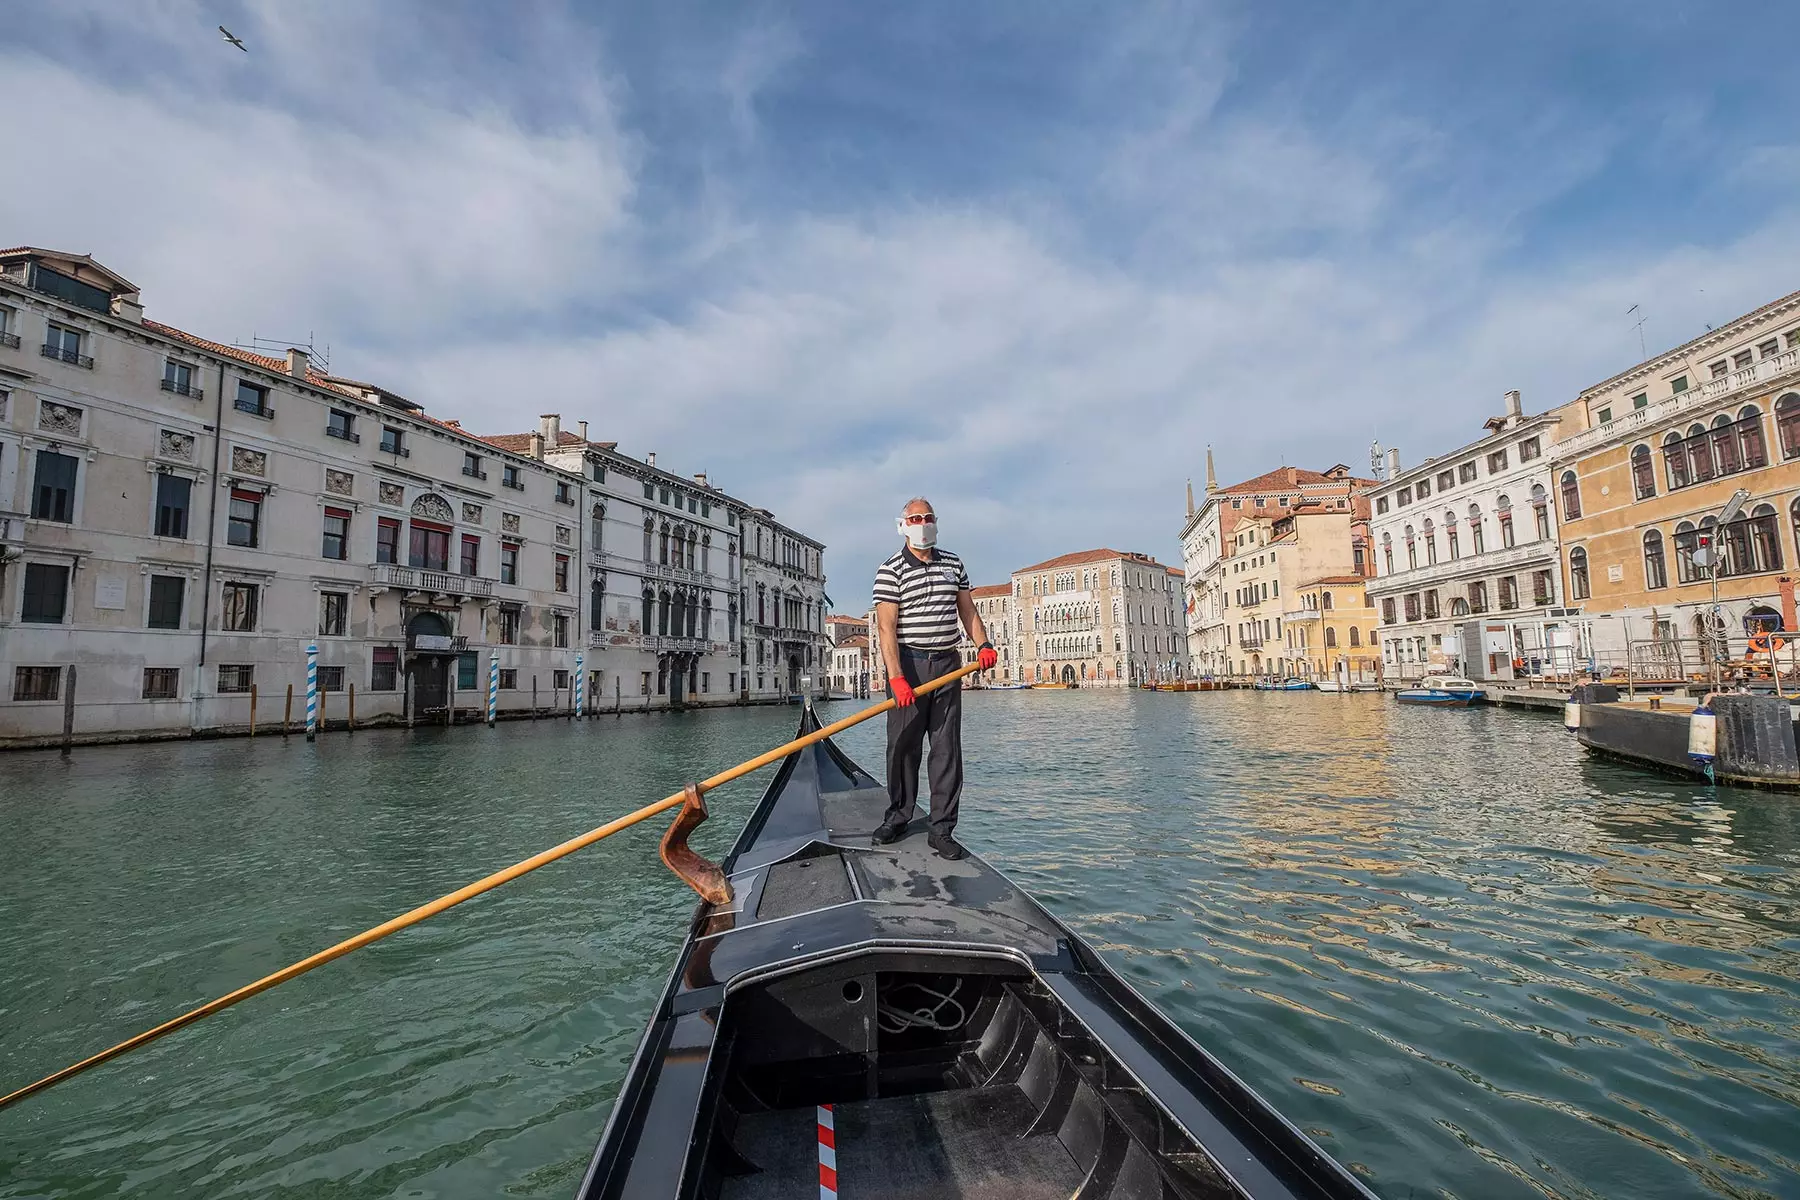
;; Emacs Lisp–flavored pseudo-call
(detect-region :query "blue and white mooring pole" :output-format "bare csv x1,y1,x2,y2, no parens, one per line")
574,652,585,718
305,641,319,742
487,652,500,727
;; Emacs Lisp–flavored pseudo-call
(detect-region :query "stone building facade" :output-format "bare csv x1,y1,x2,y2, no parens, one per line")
960,583,1017,683
740,510,829,699
0,247,823,747
1011,549,1189,686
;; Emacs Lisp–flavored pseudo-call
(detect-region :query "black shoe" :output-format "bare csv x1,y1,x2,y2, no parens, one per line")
928,833,968,861
871,819,907,846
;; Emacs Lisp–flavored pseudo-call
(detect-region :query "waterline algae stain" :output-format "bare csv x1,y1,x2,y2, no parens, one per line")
2,693,1797,1197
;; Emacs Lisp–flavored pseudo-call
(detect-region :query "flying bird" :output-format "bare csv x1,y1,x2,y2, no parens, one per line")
219,25,247,51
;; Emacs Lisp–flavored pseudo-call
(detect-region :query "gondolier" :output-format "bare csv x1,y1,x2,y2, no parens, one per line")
871,497,997,860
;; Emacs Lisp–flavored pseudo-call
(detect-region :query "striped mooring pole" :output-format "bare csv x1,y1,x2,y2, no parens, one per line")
487,652,499,727
574,653,585,718
304,642,319,742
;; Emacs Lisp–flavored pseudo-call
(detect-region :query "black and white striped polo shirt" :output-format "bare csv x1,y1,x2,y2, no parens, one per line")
872,547,971,651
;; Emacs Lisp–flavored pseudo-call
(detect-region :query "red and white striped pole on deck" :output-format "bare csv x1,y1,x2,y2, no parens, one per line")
817,1104,837,1198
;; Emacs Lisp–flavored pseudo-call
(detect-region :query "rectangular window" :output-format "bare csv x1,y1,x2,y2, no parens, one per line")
371,646,399,691
463,452,485,479
1416,478,1431,498
32,449,77,523
21,562,70,623
408,524,451,572
152,473,192,539
1632,393,1648,409
227,489,262,547
1671,375,1688,394
555,554,570,592
1597,407,1612,424
1488,449,1509,472
1710,359,1729,380
1733,350,1753,370
148,574,185,629
460,534,481,576
380,426,406,455
1518,437,1541,462
553,612,569,647
502,464,523,490
702,672,710,693
327,408,358,442
555,481,574,504
499,606,521,644
319,590,348,637
44,322,88,366
457,652,478,690
500,543,519,584
376,517,401,564
217,664,254,693
643,481,655,499
14,666,61,701
142,667,180,699
1396,487,1411,506
317,665,345,693
641,671,652,695
162,359,197,397
499,668,519,690
1498,575,1518,611
1376,497,1389,514
1459,461,1477,483
235,380,270,416
553,668,570,689
1760,339,1781,359
221,582,259,631
321,507,351,560
1436,471,1454,492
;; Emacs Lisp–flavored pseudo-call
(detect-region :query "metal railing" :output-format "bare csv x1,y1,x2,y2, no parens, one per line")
41,343,93,368
325,425,360,443
160,377,203,399
0,331,21,349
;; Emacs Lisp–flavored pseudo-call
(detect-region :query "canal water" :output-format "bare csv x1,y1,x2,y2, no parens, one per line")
2,692,1797,1199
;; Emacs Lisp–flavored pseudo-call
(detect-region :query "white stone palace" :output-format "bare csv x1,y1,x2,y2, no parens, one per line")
0,247,828,747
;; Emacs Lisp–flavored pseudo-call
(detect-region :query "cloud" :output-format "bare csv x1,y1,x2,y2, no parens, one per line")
7,2,1800,601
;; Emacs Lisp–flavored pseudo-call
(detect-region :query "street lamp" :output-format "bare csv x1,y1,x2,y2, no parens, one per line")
1696,487,1752,691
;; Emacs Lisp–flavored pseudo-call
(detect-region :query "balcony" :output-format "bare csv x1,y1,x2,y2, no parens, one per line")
326,425,361,444
462,465,488,481
41,343,93,369
408,632,470,653
645,560,705,584
0,331,21,349
1367,540,1556,594
368,563,494,597
648,635,708,654
160,377,204,400
1555,348,1800,459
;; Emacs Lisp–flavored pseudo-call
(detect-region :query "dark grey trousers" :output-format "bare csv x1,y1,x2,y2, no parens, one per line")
884,648,963,837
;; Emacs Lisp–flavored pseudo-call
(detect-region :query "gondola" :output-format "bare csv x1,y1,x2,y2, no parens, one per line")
575,703,1376,1200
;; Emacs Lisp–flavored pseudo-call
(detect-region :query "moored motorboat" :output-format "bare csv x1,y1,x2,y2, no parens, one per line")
1393,676,1484,706
1254,678,1314,691
576,707,1377,1200
985,682,1034,691
1314,681,1343,693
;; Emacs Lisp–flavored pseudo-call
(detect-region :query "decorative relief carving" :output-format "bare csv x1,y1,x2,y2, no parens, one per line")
325,469,354,496
38,400,82,435
555,525,571,546
501,512,521,534
158,429,196,462
411,492,454,522
379,481,405,506
462,502,483,524
231,446,267,476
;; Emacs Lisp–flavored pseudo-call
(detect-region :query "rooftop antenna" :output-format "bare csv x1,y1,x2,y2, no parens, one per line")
1627,304,1647,361
1369,439,1384,481
233,330,331,374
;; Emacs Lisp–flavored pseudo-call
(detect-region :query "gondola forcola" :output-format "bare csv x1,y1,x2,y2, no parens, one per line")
577,709,1377,1199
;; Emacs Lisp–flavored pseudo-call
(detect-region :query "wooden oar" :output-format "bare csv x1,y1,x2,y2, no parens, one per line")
0,661,980,1113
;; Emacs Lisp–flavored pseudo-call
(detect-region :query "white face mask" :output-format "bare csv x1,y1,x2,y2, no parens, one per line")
898,517,938,549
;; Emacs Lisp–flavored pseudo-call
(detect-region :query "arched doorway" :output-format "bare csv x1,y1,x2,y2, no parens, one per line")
1744,605,1781,634
1060,664,1076,685
406,611,452,715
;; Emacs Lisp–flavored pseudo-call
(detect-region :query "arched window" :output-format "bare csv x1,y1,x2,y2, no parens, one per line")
1381,597,1397,625
641,588,654,633
1739,404,1769,468
1445,510,1460,559
1664,431,1691,489
1568,547,1590,600
1673,520,1700,583
590,503,605,552
1712,412,1743,475
590,574,606,628
1322,591,1334,610
1743,502,1782,574
1349,626,1360,647
701,533,711,574
643,519,653,562
1559,472,1581,521
658,521,670,565
1404,524,1417,569
728,600,738,641
1643,529,1667,590
1497,494,1515,548
1688,423,1715,482
1777,393,1800,460
658,589,672,635
1468,502,1485,554
687,532,698,570
1531,483,1551,541
687,589,700,637
1630,445,1655,499
1449,597,1470,617
1423,519,1437,565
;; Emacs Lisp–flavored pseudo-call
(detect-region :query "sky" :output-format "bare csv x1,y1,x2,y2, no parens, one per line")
8,1,1800,604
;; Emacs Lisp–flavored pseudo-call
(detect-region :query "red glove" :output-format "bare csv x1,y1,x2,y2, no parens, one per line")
889,676,916,707
977,643,998,670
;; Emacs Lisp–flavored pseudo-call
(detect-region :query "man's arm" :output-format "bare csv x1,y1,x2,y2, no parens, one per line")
956,589,989,647
876,601,903,678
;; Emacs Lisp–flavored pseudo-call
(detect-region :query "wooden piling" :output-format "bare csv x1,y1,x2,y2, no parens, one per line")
283,684,293,738
532,677,538,720
250,684,258,738
60,665,76,758
320,688,328,734
348,684,356,732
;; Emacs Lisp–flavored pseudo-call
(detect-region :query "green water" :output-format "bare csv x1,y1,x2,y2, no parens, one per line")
2,693,1797,1198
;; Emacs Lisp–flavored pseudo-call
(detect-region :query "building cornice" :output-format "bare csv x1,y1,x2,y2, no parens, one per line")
1577,289,1800,400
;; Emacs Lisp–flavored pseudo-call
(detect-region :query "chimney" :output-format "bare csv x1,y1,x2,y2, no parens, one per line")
286,348,310,378
694,472,709,488
540,413,561,445
647,451,657,468
529,432,545,460
578,420,589,443
1285,467,1299,487
111,294,144,323
1385,448,1401,479
1504,389,1522,418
